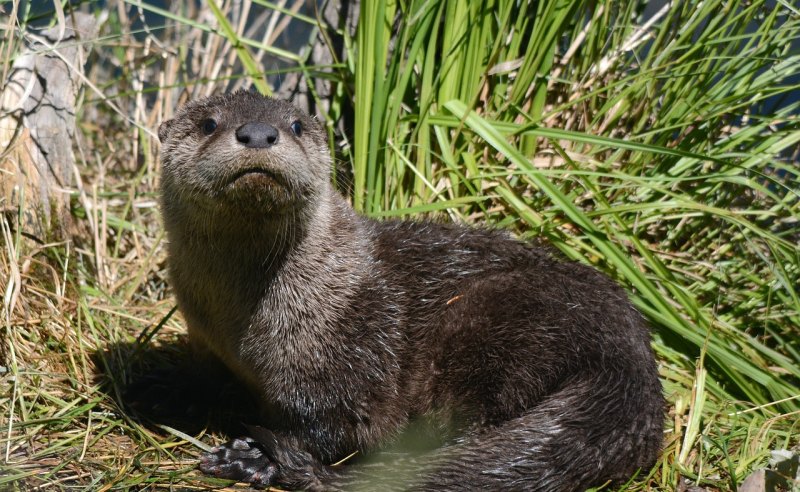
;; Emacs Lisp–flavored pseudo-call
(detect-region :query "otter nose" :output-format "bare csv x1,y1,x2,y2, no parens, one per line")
236,122,279,148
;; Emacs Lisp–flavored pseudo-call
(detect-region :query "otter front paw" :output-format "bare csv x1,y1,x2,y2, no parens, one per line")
199,437,278,487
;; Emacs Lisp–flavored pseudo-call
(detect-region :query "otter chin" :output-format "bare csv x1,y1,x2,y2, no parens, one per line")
158,90,664,491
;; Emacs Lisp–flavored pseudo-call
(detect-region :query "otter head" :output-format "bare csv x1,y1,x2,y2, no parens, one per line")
158,91,330,228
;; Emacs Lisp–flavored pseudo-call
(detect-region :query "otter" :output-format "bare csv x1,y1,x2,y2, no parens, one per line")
157,90,663,491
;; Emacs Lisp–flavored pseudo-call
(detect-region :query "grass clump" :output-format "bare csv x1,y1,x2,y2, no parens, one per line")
1,0,799,489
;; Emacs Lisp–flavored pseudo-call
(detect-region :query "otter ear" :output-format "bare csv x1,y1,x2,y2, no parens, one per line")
158,119,174,143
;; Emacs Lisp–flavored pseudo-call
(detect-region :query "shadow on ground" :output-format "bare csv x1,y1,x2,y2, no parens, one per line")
91,338,260,439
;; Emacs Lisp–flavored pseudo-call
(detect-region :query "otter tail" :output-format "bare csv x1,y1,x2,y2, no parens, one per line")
409,372,663,491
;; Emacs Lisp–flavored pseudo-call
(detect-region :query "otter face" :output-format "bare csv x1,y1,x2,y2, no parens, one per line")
158,91,330,217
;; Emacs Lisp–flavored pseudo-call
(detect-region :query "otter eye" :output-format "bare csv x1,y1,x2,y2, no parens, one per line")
201,118,218,135
290,120,303,137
